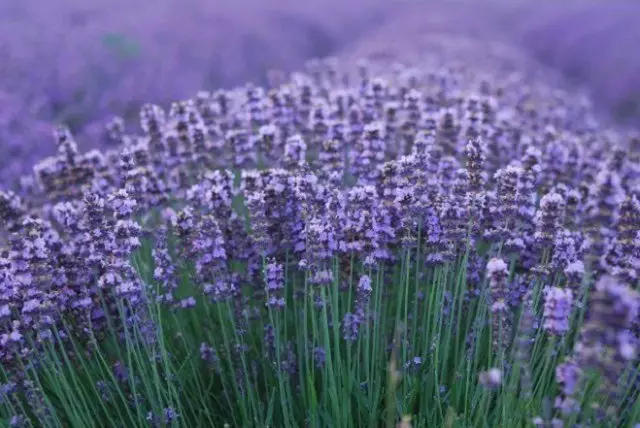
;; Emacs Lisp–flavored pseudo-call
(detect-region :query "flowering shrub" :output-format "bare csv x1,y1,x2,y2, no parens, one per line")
1,32,640,427
0,0,391,186
3,0,640,188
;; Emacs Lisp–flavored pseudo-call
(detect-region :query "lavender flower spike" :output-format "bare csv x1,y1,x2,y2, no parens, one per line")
542,286,573,336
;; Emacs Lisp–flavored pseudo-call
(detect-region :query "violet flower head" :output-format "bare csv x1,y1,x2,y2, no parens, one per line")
205,170,234,217
53,124,78,166
342,312,360,342
601,194,640,281
487,258,509,313
575,275,640,400
313,347,326,369
258,123,278,162
104,116,126,147
534,192,565,248
283,134,307,170
8,415,27,427
479,368,502,390
355,275,373,308
191,215,227,282
264,260,285,309
342,274,373,342
564,260,585,293
465,137,487,192
0,191,26,233
564,189,582,228
542,286,573,336
615,195,640,249
319,137,345,182
152,229,179,306
550,230,581,273
441,168,469,245
140,103,167,156
496,165,523,222
200,343,220,371
487,257,512,355
305,216,337,264
556,359,581,397
587,168,625,229
106,189,137,221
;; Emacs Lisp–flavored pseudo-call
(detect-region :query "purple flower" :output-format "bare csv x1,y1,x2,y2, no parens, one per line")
313,347,326,369
0,191,26,233
496,165,521,226
152,229,179,307
479,368,502,389
342,312,360,342
555,360,581,396
146,407,179,426
305,217,337,264
342,275,373,342
179,297,196,309
574,275,640,400
534,192,565,248
487,258,509,313
200,343,220,371
542,287,573,335
264,260,285,310
601,194,640,281
282,134,307,170
465,137,486,193
487,258,512,355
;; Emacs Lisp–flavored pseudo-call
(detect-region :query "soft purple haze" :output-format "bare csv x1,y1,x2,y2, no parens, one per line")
499,1,640,127
0,0,391,183
1,0,639,184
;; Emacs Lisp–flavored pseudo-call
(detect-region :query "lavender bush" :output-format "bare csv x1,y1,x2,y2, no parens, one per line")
6,0,640,188
1,28,640,427
0,0,390,186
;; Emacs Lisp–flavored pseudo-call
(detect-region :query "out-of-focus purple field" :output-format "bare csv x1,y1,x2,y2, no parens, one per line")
499,0,640,127
1,0,638,184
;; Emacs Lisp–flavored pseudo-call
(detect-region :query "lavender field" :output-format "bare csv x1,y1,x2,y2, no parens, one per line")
1,1,640,427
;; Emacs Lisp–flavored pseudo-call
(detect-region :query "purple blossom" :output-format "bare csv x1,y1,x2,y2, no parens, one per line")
574,275,640,402
487,257,512,355
342,275,372,342
264,260,285,309
535,192,565,248
313,347,326,369
479,368,502,389
465,137,486,193
556,360,581,397
487,258,509,313
542,287,573,335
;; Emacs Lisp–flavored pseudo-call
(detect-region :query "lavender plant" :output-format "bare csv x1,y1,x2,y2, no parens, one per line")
1,35,640,428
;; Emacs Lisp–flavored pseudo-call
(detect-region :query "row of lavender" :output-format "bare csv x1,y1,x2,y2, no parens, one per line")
0,0,392,188
1,38,640,426
5,1,640,189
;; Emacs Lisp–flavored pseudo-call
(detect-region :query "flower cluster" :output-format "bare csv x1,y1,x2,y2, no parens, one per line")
1,38,640,426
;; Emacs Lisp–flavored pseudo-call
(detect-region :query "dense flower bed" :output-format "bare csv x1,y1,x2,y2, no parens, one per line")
0,0,390,186
1,33,640,427
4,1,640,186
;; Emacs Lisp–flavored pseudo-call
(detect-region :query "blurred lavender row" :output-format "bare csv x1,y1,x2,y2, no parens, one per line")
499,0,640,126
0,0,391,184
337,0,640,127
1,0,639,186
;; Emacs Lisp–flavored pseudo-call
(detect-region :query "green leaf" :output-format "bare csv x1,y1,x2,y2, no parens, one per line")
102,32,141,59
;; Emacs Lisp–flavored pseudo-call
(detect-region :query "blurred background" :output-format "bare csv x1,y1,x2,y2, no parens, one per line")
1,0,639,184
